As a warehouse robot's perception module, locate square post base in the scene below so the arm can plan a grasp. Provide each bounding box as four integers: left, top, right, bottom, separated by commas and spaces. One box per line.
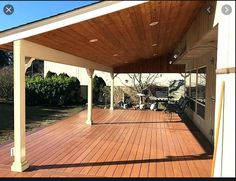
11, 160, 29, 172
86, 120, 93, 125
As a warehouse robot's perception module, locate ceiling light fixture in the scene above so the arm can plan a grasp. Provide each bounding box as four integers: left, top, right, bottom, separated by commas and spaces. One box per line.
153, 53, 158, 56
169, 61, 173, 64
173, 54, 178, 59
152, 43, 157, 47
89, 38, 98, 43
149, 21, 159, 26
113, 54, 118, 57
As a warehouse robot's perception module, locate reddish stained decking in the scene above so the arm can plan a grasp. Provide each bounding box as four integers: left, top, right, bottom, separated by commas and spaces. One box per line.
0, 109, 213, 177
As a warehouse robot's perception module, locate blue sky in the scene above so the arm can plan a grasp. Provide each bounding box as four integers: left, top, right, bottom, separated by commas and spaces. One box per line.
0, 1, 98, 31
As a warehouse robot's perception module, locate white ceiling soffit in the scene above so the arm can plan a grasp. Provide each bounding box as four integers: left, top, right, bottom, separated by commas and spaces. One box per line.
0, 1, 148, 45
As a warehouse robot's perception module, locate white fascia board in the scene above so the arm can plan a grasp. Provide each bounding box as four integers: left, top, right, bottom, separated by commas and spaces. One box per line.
0, 1, 147, 45
20, 40, 113, 73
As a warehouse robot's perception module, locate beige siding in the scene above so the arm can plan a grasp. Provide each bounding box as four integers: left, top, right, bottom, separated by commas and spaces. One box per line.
175, 1, 219, 144
184, 50, 216, 143
186, 1, 216, 51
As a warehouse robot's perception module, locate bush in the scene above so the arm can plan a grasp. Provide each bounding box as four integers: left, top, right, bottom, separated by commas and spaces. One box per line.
26, 72, 82, 106
0, 66, 13, 101
92, 75, 106, 103
58, 73, 69, 78
45, 71, 57, 78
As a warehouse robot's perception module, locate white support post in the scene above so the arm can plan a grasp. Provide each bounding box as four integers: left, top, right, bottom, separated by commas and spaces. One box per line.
213, 1, 235, 177
110, 72, 114, 110
86, 68, 94, 125
11, 40, 29, 172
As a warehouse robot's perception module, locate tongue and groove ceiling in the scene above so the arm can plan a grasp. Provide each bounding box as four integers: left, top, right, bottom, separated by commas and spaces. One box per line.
0, 1, 204, 70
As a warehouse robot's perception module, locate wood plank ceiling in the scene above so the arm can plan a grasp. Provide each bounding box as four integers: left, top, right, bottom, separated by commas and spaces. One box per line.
0, 1, 204, 69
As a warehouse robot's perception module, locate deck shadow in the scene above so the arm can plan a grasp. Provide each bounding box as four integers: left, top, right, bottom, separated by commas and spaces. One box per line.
179, 113, 214, 154
93, 120, 183, 125
26, 153, 212, 171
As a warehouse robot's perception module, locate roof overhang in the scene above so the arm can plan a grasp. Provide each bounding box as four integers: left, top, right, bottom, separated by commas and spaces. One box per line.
174, 25, 218, 64
0, 1, 147, 45
0, 1, 204, 73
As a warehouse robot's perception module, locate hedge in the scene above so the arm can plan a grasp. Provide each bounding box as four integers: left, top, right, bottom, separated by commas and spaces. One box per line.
0, 66, 13, 101
92, 75, 106, 103
26, 72, 82, 106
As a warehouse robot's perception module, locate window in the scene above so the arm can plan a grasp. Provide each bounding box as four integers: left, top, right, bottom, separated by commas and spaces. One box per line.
196, 67, 206, 119
197, 67, 206, 105
185, 71, 190, 97
197, 103, 205, 119
185, 67, 206, 118
190, 70, 197, 100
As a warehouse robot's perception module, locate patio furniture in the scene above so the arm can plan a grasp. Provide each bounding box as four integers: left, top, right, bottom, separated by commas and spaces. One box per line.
156, 97, 169, 110
150, 102, 157, 111
137, 93, 145, 109
164, 96, 189, 120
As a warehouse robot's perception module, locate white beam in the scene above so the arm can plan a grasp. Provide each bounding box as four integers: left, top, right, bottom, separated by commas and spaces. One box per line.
19, 39, 112, 73
110, 72, 114, 110
11, 40, 29, 172
86, 68, 94, 125
25, 57, 35, 72
0, 1, 147, 45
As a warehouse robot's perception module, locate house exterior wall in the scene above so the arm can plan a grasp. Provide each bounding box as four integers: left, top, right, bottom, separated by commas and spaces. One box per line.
213, 1, 235, 177
177, 1, 235, 176
184, 50, 216, 143
174, 1, 218, 144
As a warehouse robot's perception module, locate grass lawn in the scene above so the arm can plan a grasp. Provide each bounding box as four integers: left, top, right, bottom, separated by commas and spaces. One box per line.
0, 103, 85, 145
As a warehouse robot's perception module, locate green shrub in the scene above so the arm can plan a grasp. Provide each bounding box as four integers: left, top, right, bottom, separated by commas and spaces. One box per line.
26, 72, 81, 106
45, 71, 57, 78
0, 66, 13, 101
92, 75, 106, 103
58, 73, 69, 78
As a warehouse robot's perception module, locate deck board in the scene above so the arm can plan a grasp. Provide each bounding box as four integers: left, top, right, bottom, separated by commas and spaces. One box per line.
0, 109, 213, 177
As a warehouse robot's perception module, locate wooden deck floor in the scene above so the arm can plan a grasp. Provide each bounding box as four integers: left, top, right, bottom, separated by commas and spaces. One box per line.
0, 109, 213, 177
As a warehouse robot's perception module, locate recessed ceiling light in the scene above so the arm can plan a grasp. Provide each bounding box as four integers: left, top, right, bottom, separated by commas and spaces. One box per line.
169, 61, 173, 64
113, 54, 118, 57
149, 21, 159, 26
152, 44, 157, 47
173, 54, 178, 59
89, 38, 98, 43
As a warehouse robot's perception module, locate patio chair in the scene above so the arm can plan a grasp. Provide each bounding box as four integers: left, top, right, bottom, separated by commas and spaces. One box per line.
165, 96, 185, 111
164, 97, 189, 120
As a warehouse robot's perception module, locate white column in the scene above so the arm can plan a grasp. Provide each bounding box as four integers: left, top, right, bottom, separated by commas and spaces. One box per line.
86, 68, 94, 125
11, 40, 29, 172
110, 72, 114, 110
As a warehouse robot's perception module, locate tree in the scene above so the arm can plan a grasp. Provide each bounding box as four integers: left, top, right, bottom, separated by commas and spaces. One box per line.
92, 75, 106, 103
0, 66, 13, 100
118, 73, 161, 93
169, 80, 185, 93
0, 50, 13, 68
25, 60, 44, 76
46, 71, 57, 78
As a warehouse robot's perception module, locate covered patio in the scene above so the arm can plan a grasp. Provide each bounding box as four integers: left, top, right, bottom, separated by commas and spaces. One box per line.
0, 109, 212, 177
0, 0, 235, 177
